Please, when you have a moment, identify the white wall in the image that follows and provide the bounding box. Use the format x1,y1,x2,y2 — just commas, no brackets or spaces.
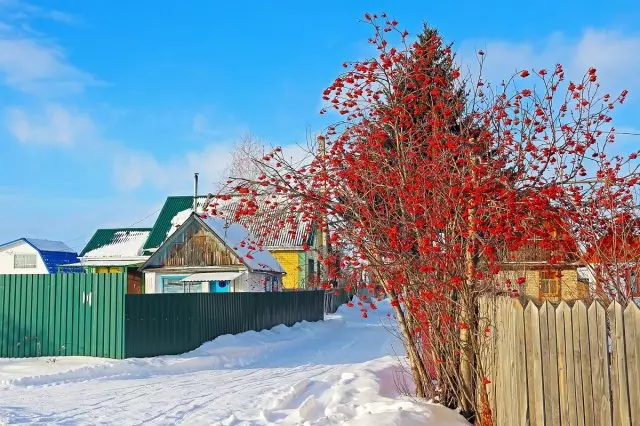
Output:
143,270,282,293
143,271,159,293
236,272,282,292
0,241,49,274
144,271,220,294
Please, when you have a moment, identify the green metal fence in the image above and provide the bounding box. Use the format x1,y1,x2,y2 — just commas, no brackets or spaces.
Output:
1,274,325,359
124,291,324,358
0,273,126,358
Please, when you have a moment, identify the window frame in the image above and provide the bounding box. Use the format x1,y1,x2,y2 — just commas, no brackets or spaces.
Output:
539,269,561,299
14,253,37,269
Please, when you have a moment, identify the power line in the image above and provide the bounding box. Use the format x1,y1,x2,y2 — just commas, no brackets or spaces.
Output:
128,207,162,228
611,131,640,137
64,206,163,251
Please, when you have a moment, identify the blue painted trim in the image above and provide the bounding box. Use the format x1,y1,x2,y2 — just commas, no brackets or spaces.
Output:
0,238,35,251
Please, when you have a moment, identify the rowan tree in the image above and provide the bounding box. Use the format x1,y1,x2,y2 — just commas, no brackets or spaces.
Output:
206,14,637,424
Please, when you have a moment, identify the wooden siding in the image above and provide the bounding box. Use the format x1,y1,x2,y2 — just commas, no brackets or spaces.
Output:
151,220,241,269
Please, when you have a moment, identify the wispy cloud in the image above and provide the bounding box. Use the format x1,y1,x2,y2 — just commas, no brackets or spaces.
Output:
0,1,97,97
457,28,640,97
112,144,234,193
0,38,99,96
5,104,97,146
0,0,82,27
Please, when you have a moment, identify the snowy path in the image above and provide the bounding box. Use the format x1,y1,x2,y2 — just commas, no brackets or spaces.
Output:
0,301,467,425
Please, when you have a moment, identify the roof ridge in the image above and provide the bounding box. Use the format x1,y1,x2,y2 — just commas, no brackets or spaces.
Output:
95,227,152,232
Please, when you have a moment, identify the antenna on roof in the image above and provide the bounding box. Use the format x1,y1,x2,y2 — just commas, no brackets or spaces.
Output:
193,172,199,212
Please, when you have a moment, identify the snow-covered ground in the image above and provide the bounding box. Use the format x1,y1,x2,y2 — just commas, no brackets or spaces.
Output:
0,299,467,425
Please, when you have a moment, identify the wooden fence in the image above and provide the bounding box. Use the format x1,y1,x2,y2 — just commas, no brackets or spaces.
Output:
479,297,640,425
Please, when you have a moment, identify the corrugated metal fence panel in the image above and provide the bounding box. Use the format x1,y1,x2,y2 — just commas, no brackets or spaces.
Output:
0,273,126,358
125,290,325,358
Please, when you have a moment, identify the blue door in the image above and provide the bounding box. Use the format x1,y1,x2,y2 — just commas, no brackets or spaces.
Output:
210,280,230,293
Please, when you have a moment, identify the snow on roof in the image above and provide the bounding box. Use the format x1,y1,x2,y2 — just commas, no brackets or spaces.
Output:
67,259,147,267
201,216,285,273
0,238,80,273
206,194,314,249
83,230,150,258
23,238,76,253
166,207,203,240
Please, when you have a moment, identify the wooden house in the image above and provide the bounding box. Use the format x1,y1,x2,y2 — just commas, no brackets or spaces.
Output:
497,228,589,302
142,195,321,290
141,213,285,293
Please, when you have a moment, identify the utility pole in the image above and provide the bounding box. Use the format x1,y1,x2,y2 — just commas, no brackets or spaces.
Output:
193,173,199,212
318,135,332,286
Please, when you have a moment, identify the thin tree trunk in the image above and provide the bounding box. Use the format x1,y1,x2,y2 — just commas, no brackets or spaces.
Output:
460,148,480,421
388,293,430,397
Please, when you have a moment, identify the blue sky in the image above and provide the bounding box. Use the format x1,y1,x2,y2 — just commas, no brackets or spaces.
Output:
0,0,639,251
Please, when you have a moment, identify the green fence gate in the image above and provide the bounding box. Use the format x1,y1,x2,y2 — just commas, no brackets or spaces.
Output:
0,273,126,358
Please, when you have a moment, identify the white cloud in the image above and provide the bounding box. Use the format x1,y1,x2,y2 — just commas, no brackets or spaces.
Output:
112,144,234,193
0,1,96,96
0,38,98,96
457,29,640,96
46,10,82,25
111,139,312,194
5,104,97,146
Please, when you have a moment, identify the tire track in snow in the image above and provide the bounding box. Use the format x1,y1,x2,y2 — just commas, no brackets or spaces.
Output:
0,308,402,425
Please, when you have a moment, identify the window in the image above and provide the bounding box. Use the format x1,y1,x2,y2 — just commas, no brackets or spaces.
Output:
540,270,560,298
95,267,123,274
14,254,37,269
308,259,315,277
162,277,204,293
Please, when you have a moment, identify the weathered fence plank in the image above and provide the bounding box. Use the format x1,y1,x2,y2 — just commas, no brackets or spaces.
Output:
540,302,561,426
512,299,528,426
556,302,573,426
608,301,630,426
574,301,595,426
588,303,612,426
624,303,640,425
525,301,545,426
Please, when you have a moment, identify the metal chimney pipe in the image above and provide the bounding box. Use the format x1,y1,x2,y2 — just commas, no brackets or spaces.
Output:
193,172,199,211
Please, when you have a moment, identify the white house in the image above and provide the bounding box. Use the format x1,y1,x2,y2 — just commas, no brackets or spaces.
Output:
141,213,285,293
0,238,80,274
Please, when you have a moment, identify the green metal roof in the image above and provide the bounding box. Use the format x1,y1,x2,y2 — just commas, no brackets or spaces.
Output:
141,194,318,256
142,196,209,255
81,228,152,257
